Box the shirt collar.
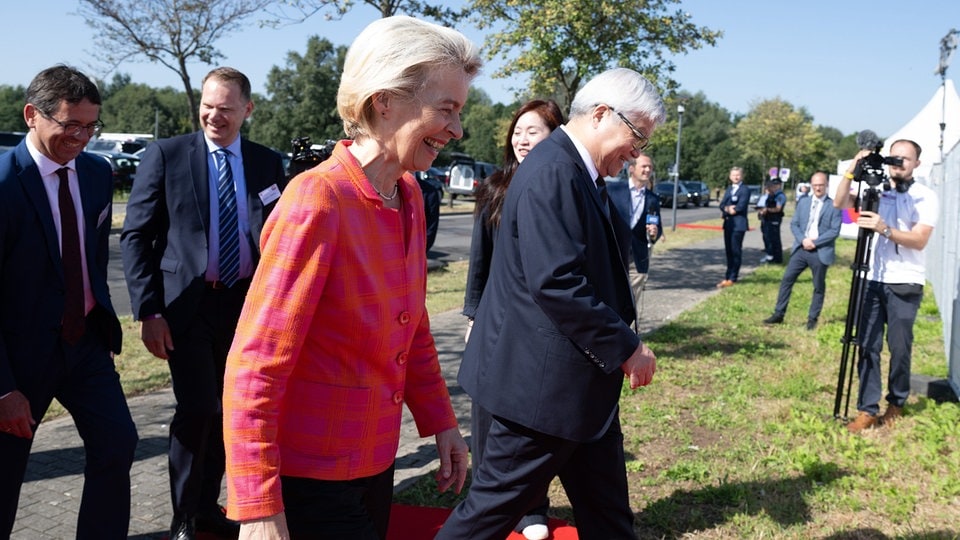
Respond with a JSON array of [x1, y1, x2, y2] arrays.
[[25, 135, 75, 178], [559, 125, 600, 184], [205, 135, 242, 156]]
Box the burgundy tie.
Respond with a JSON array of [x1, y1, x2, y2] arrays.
[[57, 167, 86, 344]]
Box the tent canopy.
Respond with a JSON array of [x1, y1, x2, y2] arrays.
[[881, 78, 960, 180]]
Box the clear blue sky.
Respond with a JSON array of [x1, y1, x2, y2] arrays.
[[2, 0, 957, 138]]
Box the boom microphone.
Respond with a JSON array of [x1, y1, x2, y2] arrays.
[[856, 129, 882, 151]]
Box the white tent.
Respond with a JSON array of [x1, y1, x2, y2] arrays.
[[881, 78, 960, 180]]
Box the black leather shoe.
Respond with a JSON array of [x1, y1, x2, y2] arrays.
[[170, 516, 196, 540], [806, 318, 818, 331], [763, 314, 784, 325], [196, 506, 241, 538]]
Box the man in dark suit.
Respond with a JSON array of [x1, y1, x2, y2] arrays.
[[0, 65, 138, 538], [764, 172, 842, 331], [717, 166, 751, 288], [437, 68, 664, 540], [608, 154, 663, 310], [121, 67, 285, 540]]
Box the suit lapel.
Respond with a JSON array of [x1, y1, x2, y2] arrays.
[[190, 132, 211, 232], [16, 146, 63, 277], [240, 140, 265, 244]]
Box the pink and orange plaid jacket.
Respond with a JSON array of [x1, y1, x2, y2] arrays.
[[223, 141, 458, 521]]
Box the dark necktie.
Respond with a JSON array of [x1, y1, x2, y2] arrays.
[[215, 149, 240, 287], [57, 167, 86, 344]]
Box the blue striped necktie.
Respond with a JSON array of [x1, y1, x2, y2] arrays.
[[215, 149, 240, 287]]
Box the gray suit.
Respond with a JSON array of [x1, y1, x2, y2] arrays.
[[772, 195, 843, 321]]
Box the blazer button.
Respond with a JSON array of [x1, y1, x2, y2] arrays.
[[392, 391, 404, 405], [396, 352, 408, 365], [398, 311, 411, 325]]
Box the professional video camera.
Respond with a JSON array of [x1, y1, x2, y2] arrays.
[[852, 130, 904, 188], [288, 136, 336, 179]]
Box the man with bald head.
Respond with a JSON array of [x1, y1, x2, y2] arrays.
[[763, 172, 842, 330]]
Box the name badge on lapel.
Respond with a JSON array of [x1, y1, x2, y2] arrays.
[[258, 184, 281, 205]]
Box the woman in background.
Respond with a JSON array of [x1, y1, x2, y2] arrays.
[[462, 99, 564, 540], [222, 16, 481, 540]]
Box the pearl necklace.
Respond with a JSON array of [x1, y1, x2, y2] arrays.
[[374, 181, 399, 201]]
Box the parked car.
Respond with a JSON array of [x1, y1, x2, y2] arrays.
[[0, 131, 26, 154], [745, 184, 762, 206], [414, 169, 444, 251], [681, 180, 710, 207], [85, 150, 140, 189], [444, 152, 498, 197], [654, 182, 691, 209]]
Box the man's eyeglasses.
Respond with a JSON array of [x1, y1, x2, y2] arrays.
[[610, 108, 649, 152], [39, 111, 104, 138]]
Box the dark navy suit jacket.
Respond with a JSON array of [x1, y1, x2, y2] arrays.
[[608, 181, 662, 274], [457, 128, 639, 443], [0, 142, 121, 396], [121, 131, 285, 333], [719, 184, 751, 231]]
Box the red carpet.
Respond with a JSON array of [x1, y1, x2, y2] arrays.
[[387, 503, 579, 539]]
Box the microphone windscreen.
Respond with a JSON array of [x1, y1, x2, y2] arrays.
[[856, 129, 882, 150]]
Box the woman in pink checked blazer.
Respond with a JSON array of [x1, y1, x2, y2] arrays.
[[222, 16, 481, 540]]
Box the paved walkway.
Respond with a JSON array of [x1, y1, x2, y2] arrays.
[[12, 228, 768, 538]]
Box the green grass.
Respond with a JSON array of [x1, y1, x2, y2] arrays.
[[396, 232, 960, 539]]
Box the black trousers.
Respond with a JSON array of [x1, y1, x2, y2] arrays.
[[167, 282, 247, 518], [280, 464, 395, 540], [437, 415, 635, 540]]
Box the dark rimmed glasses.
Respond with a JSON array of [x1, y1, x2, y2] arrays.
[[39, 111, 104, 138], [609, 108, 649, 152]]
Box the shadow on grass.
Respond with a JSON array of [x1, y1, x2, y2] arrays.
[[647, 321, 791, 359], [635, 462, 846, 538], [822, 529, 959, 540]]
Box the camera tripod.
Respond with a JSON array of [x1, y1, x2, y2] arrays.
[[833, 186, 881, 420]]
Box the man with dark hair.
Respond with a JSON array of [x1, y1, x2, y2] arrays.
[[763, 172, 842, 330], [121, 67, 286, 540], [0, 65, 138, 538], [834, 140, 939, 433]]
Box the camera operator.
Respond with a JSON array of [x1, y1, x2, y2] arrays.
[[834, 139, 939, 433]]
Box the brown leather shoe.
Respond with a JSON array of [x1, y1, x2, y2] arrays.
[[880, 405, 903, 427], [846, 411, 878, 433], [716, 279, 734, 288]]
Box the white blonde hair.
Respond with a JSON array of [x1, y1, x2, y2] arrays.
[[337, 16, 482, 139]]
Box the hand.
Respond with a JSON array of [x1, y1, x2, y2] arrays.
[[239, 512, 290, 540], [434, 427, 469, 494], [0, 390, 36, 439], [140, 317, 174, 360], [801, 238, 817, 251], [621, 342, 656, 390], [856, 211, 885, 234]]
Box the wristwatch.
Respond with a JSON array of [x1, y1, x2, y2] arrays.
[[882, 227, 892, 239]]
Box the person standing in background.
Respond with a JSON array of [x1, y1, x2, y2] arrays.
[[834, 140, 939, 433], [608, 153, 663, 308], [763, 172, 842, 331], [121, 67, 286, 540], [462, 98, 564, 540], [717, 166, 750, 288], [0, 65, 137, 539], [759, 178, 786, 264]]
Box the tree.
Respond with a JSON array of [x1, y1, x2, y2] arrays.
[[0, 85, 26, 132], [647, 92, 734, 186], [264, 0, 460, 24], [467, 0, 721, 109], [248, 36, 348, 151], [98, 80, 195, 138], [78, 0, 273, 131], [732, 98, 830, 180], [457, 88, 511, 163]]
